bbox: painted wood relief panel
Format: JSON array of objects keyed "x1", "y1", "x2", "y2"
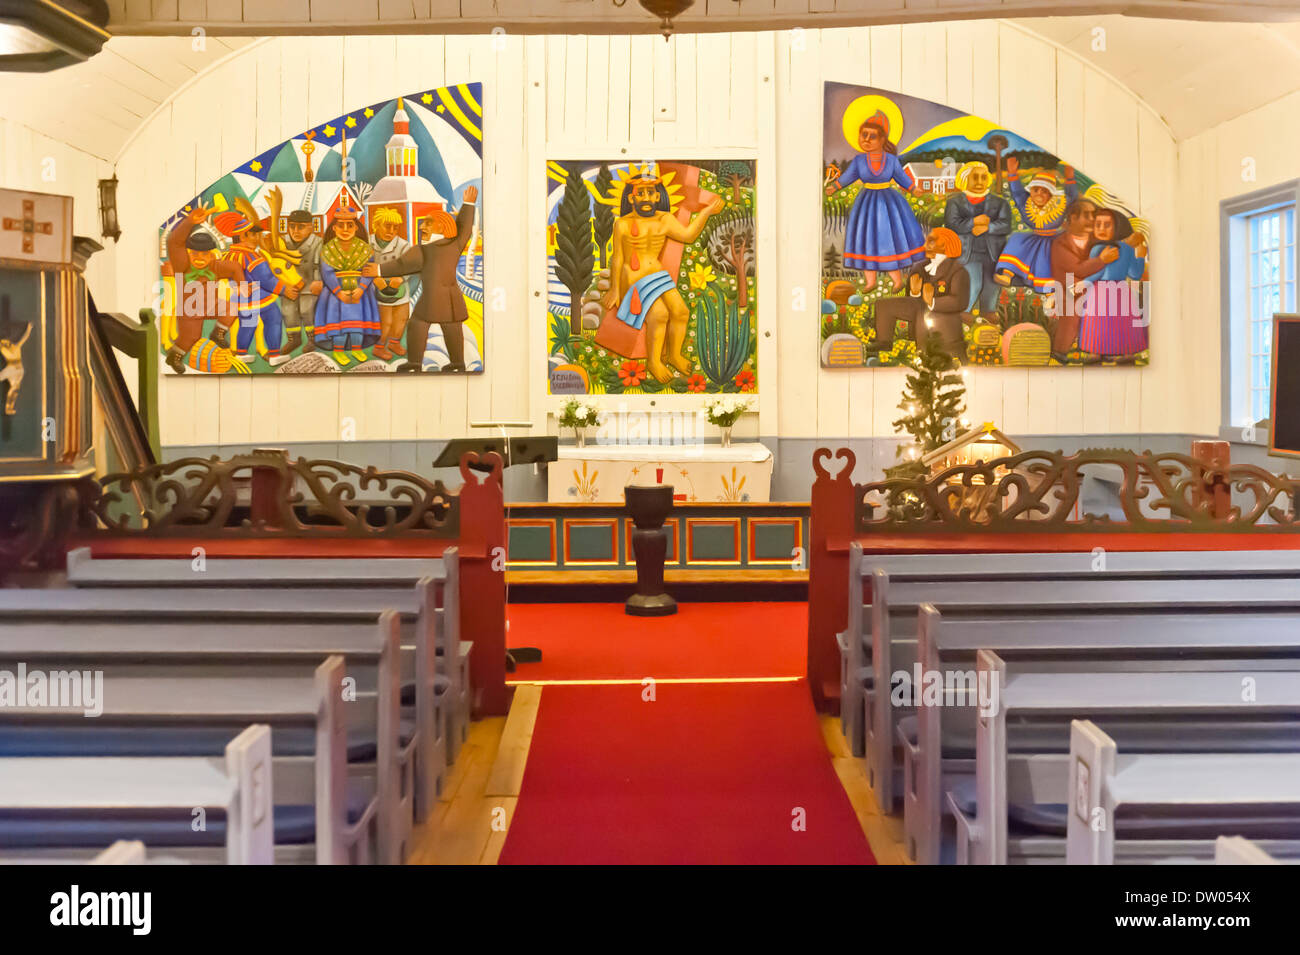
[
  {"x1": 821, "y1": 81, "x2": 1151, "y2": 370},
  {"x1": 545, "y1": 159, "x2": 757, "y2": 396},
  {"x1": 157, "y1": 84, "x2": 484, "y2": 377}
]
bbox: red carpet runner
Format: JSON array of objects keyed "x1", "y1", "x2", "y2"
[
  {"x1": 504, "y1": 602, "x2": 807, "y2": 682},
  {"x1": 498, "y1": 678, "x2": 876, "y2": 865}
]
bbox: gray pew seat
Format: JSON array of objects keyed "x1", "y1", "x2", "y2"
[
  {"x1": 0, "y1": 791, "x2": 372, "y2": 849},
  {"x1": 897, "y1": 714, "x2": 1300, "y2": 759},
  {"x1": 61, "y1": 551, "x2": 471, "y2": 768},
  {"x1": 947, "y1": 777, "x2": 1300, "y2": 839},
  {"x1": 0, "y1": 632, "x2": 398, "y2": 863},
  {"x1": 0, "y1": 727, "x2": 274, "y2": 865},
  {"x1": 842, "y1": 543, "x2": 1300, "y2": 771}
]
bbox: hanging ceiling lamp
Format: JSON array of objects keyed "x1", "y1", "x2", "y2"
[
  {"x1": 613, "y1": 0, "x2": 696, "y2": 40},
  {"x1": 0, "y1": 0, "x2": 110, "y2": 73}
]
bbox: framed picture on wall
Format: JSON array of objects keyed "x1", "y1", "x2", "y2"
[
  {"x1": 156, "y1": 85, "x2": 484, "y2": 376},
  {"x1": 821, "y1": 81, "x2": 1151, "y2": 370},
  {"x1": 544, "y1": 159, "x2": 757, "y2": 397}
]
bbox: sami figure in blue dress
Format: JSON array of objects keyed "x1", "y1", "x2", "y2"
[
  {"x1": 994, "y1": 156, "x2": 1078, "y2": 291},
  {"x1": 824, "y1": 111, "x2": 926, "y2": 292}
]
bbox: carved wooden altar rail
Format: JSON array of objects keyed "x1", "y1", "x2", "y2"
[
  {"x1": 807, "y1": 440, "x2": 1300, "y2": 711},
  {"x1": 67, "y1": 448, "x2": 509, "y2": 716}
]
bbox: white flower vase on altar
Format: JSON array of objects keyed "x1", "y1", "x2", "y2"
[
  {"x1": 561, "y1": 399, "x2": 600, "y2": 449},
  {"x1": 704, "y1": 394, "x2": 751, "y2": 450}
]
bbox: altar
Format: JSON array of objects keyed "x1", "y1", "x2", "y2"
[{"x1": 548, "y1": 443, "x2": 774, "y2": 504}]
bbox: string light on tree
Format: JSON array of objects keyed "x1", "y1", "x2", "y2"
[{"x1": 885, "y1": 331, "x2": 967, "y2": 493}]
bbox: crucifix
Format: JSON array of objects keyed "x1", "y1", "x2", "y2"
[
  {"x1": 0, "y1": 294, "x2": 27, "y2": 344},
  {"x1": 0, "y1": 294, "x2": 33, "y2": 417},
  {"x1": 2, "y1": 199, "x2": 54, "y2": 255}
]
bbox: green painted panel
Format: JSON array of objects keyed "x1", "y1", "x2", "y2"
[
  {"x1": 690, "y1": 523, "x2": 738, "y2": 562},
  {"x1": 568, "y1": 523, "x2": 615, "y2": 561},
  {"x1": 753, "y1": 523, "x2": 798, "y2": 561},
  {"x1": 509, "y1": 524, "x2": 555, "y2": 563}
]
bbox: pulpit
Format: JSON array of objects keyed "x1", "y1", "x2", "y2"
[
  {"x1": 624, "y1": 484, "x2": 676, "y2": 617},
  {"x1": 0, "y1": 188, "x2": 100, "y2": 570}
]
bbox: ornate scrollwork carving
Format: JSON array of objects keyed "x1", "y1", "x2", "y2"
[
  {"x1": 855, "y1": 448, "x2": 1300, "y2": 533},
  {"x1": 83, "y1": 451, "x2": 459, "y2": 538}
]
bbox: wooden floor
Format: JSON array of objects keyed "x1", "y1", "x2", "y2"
[
  {"x1": 406, "y1": 686, "x2": 910, "y2": 864},
  {"x1": 820, "y1": 715, "x2": 913, "y2": 865},
  {"x1": 405, "y1": 685, "x2": 541, "y2": 865}
]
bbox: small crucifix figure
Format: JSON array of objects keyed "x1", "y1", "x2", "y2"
[
  {"x1": 2, "y1": 199, "x2": 54, "y2": 255},
  {"x1": 0, "y1": 295, "x2": 33, "y2": 416}
]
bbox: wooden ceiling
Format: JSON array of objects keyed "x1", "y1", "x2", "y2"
[
  {"x1": 5, "y1": 7, "x2": 1300, "y2": 161},
  {"x1": 100, "y1": 1, "x2": 1300, "y2": 36}
]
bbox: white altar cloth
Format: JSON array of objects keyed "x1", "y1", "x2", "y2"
[{"x1": 548, "y1": 443, "x2": 774, "y2": 503}]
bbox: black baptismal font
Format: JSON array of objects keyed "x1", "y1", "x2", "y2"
[{"x1": 624, "y1": 484, "x2": 677, "y2": 617}]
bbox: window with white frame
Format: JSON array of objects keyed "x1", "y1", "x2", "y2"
[
  {"x1": 1245, "y1": 206, "x2": 1295, "y2": 424},
  {"x1": 1222, "y1": 184, "x2": 1300, "y2": 437}
]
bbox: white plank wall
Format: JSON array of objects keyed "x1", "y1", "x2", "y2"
[
  {"x1": 0, "y1": 118, "x2": 116, "y2": 305},
  {"x1": 1177, "y1": 88, "x2": 1300, "y2": 437},
  {"x1": 96, "y1": 23, "x2": 1185, "y2": 450}
]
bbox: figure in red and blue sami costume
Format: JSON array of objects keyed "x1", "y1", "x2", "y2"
[
  {"x1": 213, "y1": 210, "x2": 296, "y2": 367},
  {"x1": 824, "y1": 111, "x2": 926, "y2": 292},
  {"x1": 994, "y1": 156, "x2": 1078, "y2": 291},
  {"x1": 314, "y1": 206, "x2": 381, "y2": 367}
]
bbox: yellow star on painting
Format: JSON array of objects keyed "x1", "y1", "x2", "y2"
[
  {"x1": 344, "y1": 115, "x2": 357, "y2": 128},
  {"x1": 323, "y1": 124, "x2": 336, "y2": 138},
  {"x1": 421, "y1": 92, "x2": 434, "y2": 105},
  {"x1": 363, "y1": 107, "x2": 374, "y2": 118},
  {"x1": 249, "y1": 160, "x2": 262, "y2": 172},
  {"x1": 436, "y1": 104, "x2": 445, "y2": 113}
]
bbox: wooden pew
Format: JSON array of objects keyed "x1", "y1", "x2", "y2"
[
  {"x1": 0, "y1": 610, "x2": 404, "y2": 863},
  {"x1": 857, "y1": 567, "x2": 1300, "y2": 813},
  {"x1": 843, "y1": 542, "x2": 1300, "y2": 760},
  {"x1": 70, "y1": 450, "x2": 509, "y2": 718},
  {"x1": 961, "y1": 653, "x2": 1300, "y2": 864},
  {"x1": 905, "y1": 603, "x2": 1300, "y2": 864},
  {"x1": 0, "y1": 657, "x2": 360, "y2": 865},
  {"x1": 1215, "y1": 836, "x2": 1282, "y2": 865},
  {"x1": 64, "y1": 547, "x2": 471, "y2": 768},
  {"x1": 1066, "y1": 720, "x2": 1300, "y2": 865},
  {"x1": 807, "y1": 443, "x2": 1300, "y2": 713},
  {"x1": 90, "y1": 841, "x2": 149, "y2": 865},
  {"x1": 0, "y1": 579, "x2": 452, "y2": 828},
  {"x1": 0, "y1": 725, "x2": 274, "y2": 865}
]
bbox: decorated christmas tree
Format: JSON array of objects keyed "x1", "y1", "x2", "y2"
[{"x1": 885, "y1": 333, "x2": 967, "y2": 485}]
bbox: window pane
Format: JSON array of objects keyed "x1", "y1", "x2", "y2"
[{"x1": 1239, "y1": 205, "x2": 1296, "y2": 428}]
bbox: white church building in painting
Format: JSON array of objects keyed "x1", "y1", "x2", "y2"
[{"x1": 365, "y1": 97, "x2": 447, "y2": 242}]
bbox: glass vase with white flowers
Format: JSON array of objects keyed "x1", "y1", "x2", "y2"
[
  {"x1": 558, "y1": 399, "x2": 601, "y2": 448},
  {"x1": 703, "y1": 396, "x2": 751, "y2": 448}
]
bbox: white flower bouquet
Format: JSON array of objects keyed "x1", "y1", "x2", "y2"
[
  {"x1": 703, "y1": 395, "x2": 751, "y2": 428},
  {"x1": 559, "y1": 400, "x2": 601, "y2": 446}
]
